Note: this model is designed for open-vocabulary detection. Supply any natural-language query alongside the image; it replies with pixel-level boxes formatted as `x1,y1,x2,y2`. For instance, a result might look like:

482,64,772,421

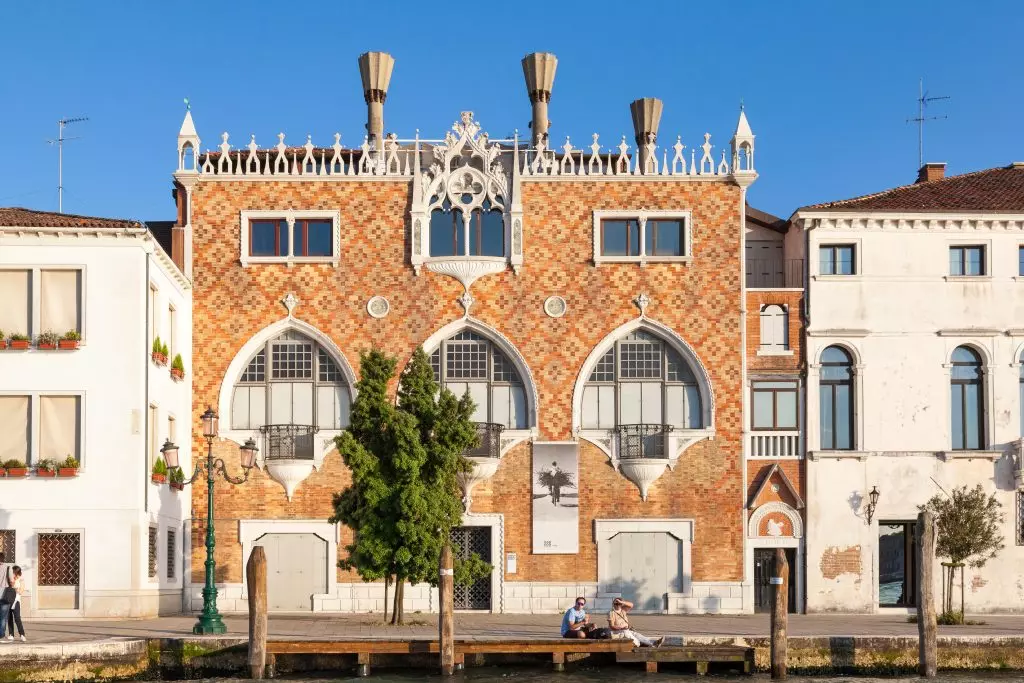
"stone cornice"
795,213,1024,232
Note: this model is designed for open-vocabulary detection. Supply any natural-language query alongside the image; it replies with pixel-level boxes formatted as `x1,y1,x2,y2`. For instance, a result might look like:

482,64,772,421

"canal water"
206,670,1024,682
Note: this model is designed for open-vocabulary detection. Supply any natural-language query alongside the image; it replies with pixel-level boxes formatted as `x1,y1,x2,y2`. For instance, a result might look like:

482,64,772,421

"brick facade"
183,143,768,619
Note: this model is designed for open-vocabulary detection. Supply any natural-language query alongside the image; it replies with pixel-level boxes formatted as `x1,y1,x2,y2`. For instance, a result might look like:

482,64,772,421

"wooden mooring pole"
770,547,788,680
439,542,455,676
917,510,937,678
246,546,268,680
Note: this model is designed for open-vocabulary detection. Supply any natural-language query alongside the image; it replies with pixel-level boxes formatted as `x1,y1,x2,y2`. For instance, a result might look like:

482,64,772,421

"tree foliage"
331,347,492,624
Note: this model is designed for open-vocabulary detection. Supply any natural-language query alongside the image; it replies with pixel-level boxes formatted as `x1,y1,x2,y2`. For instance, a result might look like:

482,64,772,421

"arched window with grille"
581,330,703,432
231,331,350,432
428,330,527,429
951,346,985,451
819,346,854,450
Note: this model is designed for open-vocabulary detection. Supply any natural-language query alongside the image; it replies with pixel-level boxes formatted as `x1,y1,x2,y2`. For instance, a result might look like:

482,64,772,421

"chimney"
358,51,395,149
629,98,663,173
521,52,558,146
916,162,946,183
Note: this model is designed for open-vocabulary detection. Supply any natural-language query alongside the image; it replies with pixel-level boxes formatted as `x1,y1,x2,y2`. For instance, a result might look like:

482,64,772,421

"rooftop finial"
184,97,191,112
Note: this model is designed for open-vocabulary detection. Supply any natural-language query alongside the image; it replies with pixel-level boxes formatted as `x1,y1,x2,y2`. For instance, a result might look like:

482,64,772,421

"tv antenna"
906,79,948,169
46,116,89,213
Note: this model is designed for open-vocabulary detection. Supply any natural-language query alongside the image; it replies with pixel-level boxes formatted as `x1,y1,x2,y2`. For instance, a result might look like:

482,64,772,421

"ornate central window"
429,198,505,257
231,331,349,431
581,330,702,430
429,331,527,429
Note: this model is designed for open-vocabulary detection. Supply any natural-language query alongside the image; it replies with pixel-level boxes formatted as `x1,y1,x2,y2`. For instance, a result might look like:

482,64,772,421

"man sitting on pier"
561,597,592,638
608,598,664,648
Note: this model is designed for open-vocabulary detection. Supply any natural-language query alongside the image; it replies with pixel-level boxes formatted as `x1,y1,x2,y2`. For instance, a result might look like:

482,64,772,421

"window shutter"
0,271,30,336
0,397,29,463
41,270,81,334
40,396,79,461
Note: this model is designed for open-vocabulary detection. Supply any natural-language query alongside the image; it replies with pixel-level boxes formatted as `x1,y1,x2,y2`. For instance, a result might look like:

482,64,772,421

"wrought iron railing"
746,259,804,289
259,424,319,460
466,422,505,458
616,424,674,459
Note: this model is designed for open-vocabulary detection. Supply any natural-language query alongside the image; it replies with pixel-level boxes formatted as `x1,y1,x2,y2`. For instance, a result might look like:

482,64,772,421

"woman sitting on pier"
608,598,664,648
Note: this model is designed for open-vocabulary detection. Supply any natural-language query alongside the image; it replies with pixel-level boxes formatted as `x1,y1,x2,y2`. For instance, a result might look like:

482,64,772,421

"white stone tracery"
748,501,804,538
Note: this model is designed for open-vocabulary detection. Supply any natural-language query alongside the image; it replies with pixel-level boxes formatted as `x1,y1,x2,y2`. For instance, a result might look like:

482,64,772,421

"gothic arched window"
231,331,349,431
429,199,504,257
429,330,526,429
581,330,702,430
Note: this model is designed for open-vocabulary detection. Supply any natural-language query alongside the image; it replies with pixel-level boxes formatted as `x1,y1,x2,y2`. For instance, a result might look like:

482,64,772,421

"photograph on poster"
532,442,579,553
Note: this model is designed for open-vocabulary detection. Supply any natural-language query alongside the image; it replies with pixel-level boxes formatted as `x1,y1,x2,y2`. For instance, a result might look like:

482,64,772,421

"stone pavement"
12,612,1024,645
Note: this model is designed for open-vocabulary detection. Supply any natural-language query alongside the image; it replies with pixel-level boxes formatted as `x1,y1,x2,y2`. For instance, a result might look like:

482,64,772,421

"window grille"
240,350,265,383
446,332,488,380
38,533,80,586
0,530,15,563
589,349,615,382
619,333,662,379
148,527,158,578
318,349,342,382
271,341,313,379
167,530,176,579
451,526,491,610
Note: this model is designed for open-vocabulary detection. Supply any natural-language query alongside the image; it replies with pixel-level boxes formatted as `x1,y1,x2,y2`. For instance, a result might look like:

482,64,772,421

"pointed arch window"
951,346,985,450
581,330,702,430
429,199,505,257
429,331,526,429
231,331,349,431
819,346,854,450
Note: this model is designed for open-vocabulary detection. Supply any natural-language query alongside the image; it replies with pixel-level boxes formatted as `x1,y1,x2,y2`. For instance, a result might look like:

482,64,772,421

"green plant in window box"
59,329,81,350
152,457,168,484
170,353,185,381
0,330,5,350
58,455,80,477
8,333,30,350
37,330,60,350
2,460,27,478
169,465,185,491
152,336,167,365
35,459,58,477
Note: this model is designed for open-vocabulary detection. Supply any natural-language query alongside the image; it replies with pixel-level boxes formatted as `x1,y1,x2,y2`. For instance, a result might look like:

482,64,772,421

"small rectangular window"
250,219,288,257
166,529,176,579
39,395,80,462
601,220,640,256
148,527,158,578
0,270,31,337
820,245,856,275
1019,246,1024,277
950,245,986,276
752,381,798,430
646,219,685,256
295,219,333,257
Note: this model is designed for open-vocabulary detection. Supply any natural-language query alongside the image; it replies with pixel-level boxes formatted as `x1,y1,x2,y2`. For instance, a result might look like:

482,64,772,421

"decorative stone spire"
629,98,663,174
521,52,558,146
730,104,756,178
358,51,395,148
177,109,200,173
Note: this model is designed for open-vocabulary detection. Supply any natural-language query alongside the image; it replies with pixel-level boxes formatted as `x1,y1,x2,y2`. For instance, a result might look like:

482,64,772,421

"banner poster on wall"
532,441,579,554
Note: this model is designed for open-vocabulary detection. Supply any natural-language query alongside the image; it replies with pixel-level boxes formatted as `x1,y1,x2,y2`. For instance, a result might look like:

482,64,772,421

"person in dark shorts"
560,596,591,638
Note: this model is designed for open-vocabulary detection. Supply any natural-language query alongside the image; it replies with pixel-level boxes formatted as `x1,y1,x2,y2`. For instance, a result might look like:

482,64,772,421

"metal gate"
753,548,796,613
451,526,491,610
37,532,81,610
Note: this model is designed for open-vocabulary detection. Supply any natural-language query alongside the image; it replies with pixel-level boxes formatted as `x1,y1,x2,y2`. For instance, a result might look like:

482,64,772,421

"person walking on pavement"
608,597,664,648
6,567,25,641
0,554,15,641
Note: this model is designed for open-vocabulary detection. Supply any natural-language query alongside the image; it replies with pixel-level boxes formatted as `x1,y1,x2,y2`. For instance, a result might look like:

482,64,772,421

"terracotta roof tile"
800,164,1024,213
0,207,144,230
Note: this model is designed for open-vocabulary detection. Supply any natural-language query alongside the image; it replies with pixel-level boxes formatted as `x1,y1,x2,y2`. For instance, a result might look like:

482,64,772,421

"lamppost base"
193,614,227,635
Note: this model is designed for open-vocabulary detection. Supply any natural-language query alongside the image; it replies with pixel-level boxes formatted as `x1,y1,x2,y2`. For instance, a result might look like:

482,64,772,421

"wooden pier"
265,638,754,676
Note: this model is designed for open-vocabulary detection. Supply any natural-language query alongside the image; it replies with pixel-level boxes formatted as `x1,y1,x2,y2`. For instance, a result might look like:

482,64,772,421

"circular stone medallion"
366,295,390,319
544,295,567,318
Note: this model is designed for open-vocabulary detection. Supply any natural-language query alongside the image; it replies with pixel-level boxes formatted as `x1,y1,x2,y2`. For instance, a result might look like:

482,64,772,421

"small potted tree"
35,459,57,478
0,330,6,350
58,455,80,477
59,330,81,350
169,466,185,491
37,330,60,350
151,457,168,484
3,460,27,478
170,354,185,381
151,337,167,366
8,333,30,350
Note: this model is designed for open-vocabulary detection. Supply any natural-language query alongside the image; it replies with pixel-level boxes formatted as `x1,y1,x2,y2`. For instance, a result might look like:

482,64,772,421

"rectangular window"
752,381,798,430
294,219,333,257
168,305,177,357
819,245,856,275
40,270,82,335
0,270,31,337
250,219,289,257
0,396,30,464
148,527,158,578
149,405,159,468
39,395,80,462
1019,246,1024,277
646,219,685,256
167,415,176,448
950,245,986,276
601,220,640,256
166,529,176,579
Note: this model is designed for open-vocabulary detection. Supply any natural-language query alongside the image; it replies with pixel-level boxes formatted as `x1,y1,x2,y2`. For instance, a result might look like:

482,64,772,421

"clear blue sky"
2,1,1021,221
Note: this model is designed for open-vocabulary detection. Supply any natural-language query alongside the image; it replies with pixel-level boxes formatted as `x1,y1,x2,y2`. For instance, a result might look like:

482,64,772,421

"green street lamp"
162,407,258,635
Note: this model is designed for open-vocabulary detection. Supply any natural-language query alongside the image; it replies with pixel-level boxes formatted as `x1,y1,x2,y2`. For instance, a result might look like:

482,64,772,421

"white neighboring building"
792,162,1024,613
0,208,191,618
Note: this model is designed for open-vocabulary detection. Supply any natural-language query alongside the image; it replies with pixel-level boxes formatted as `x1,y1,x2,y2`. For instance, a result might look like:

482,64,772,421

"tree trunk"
383,575,390,623
391,577,401,625
959,566,965,619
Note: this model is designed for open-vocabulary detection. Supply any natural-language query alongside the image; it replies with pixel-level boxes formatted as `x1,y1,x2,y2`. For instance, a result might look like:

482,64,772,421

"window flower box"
59,330,81,350
4,467,27,478
35,461,57,478
58,456,79,477
170,353,185,381
169,480,184,491
152,337,168,366
0,340,6,350
8,336,30,350
152,456,167,484
37,331,60,350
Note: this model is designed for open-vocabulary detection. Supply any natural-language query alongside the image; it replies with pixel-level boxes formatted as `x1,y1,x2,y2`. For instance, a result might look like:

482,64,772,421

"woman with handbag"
6,567,25,641
0,556,14,640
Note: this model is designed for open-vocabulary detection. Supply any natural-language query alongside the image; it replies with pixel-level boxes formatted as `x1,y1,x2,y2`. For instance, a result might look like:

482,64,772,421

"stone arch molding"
216,315,358,464
748,501,803,539
813,341,863,367
420,316,540,451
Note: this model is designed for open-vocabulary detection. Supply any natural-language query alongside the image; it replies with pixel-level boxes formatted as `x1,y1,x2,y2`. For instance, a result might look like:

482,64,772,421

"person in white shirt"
6,566,24,641
608,598,664,648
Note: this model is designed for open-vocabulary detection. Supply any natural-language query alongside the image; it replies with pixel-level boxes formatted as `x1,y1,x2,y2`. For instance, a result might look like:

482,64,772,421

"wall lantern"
866,486,880,524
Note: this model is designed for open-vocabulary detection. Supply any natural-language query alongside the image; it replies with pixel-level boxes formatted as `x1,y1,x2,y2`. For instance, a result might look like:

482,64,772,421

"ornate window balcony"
458,422,506,512
259,424,319,500
465,422,504,459
615,423,674,459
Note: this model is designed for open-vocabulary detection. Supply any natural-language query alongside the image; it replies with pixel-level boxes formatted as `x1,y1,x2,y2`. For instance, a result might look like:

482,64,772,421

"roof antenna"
46,116,89,213
906,79,949,169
